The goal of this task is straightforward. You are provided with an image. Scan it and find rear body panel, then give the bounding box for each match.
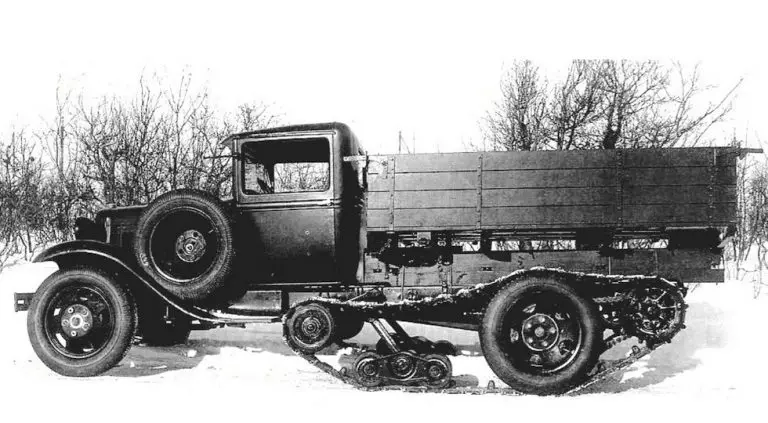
[366,148,737,233]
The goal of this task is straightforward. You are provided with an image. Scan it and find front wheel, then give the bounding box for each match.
[479,276,602,395]
[27,268,137,377]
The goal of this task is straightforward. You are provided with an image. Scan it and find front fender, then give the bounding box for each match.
[34,240,135,266]
[32,240,227,323]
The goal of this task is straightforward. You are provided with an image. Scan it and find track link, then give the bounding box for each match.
[282,267,686,395]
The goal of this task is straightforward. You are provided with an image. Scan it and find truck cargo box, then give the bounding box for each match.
[366,147,738,233]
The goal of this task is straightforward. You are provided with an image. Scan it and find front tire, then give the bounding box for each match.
[480,276,602,395]
[27,268,137,377]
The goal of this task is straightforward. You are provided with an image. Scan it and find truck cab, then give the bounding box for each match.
[225,122,367,287]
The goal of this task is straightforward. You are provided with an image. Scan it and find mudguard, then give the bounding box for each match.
[30,240,238,324]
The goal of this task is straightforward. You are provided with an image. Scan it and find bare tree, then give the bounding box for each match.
[547,60,603,150]
[482,61,548,151]
[482,60,740,151]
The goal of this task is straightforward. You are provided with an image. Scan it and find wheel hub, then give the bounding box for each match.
[301,317,322,339]
[288,305,335,353]
[60,304,94,338]
[175,229,207,263]
[428,362,446,379]
[360,360,379,377]
[389,353,417,379]
[521,313,559,351]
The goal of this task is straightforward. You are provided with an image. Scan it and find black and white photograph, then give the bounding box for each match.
[1,1,766,421]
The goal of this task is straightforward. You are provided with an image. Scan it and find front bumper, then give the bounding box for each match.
[14,292,33,312]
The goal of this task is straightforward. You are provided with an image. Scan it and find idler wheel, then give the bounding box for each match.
[424,354,452,389]
[285,303,337,354]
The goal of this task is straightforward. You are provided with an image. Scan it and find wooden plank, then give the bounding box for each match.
[623,147,739,169]
[367,191,390,209]
[482,187,616,207]
[482,205,617,227]
[393,190,476,209]
[622,203,735,225]
[483,168,616,189]
[394,208,476,228]
[394,172,476,191]
[367,175,393,192]
[367,209,391,229]
[624,166,736,186]
[623,148,714,168]
[624,185,737,205]
[483,150,617,170]
[393,153,478,173]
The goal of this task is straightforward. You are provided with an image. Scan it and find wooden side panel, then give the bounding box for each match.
[623,185,736,205]
[367,191,390,210]
[624,166,735,187]
[394,190,476,209]
[483,150,616,170]
[482,205,617,227]
[394,172,476,191]
[623,204,733,225]
[394,208,476,229]
[367,209,391,230]
[624,148,715,168]
[483,168,616,189]
[365,147,739,232]
[394,153,478,173]
[483,187,615,207]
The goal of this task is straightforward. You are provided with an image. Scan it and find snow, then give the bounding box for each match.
[2,261,767,422]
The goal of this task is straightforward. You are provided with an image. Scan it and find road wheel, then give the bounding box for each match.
[480,276,602,395]
[134,189,235,302]
[27,268,136,377]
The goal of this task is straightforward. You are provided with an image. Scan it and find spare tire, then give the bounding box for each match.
[134,189,235,302]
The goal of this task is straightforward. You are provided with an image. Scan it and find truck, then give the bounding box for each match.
[14,122,752,395]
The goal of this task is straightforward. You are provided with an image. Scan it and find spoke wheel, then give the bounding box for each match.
[631,282,686,343]
[27,268,136,377]
[480,276,602,395]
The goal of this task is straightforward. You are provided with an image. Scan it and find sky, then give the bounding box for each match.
[1,0,766,154]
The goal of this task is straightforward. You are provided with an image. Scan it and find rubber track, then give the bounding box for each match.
[283,267,681,396]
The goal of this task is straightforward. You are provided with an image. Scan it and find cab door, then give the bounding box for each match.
[235,134,338,285]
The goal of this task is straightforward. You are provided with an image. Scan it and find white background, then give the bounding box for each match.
[1,1,767,422]
[1,0,766,153]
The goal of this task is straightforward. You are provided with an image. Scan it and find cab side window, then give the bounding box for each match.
[242,137,331,195]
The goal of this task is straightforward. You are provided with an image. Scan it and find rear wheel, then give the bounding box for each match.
[27,268,136,377]
[480,276,602,395]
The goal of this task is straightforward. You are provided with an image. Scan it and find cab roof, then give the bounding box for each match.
[220,122,354,148]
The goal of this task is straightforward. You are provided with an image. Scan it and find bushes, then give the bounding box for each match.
[0,74,278,265]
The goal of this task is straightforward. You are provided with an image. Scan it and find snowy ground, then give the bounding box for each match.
[2,261,767,422]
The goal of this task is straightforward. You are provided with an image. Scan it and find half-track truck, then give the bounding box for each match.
[14,122,754,394]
